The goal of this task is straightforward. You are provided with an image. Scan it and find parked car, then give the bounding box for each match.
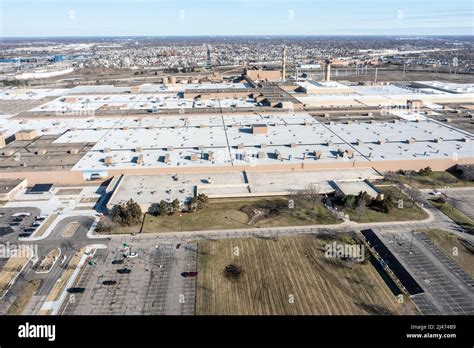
[9,222,21,226]
[181,271,198,278]
[111,259,124,265]
[19,233,32,238]
[117,268,131,274]
[67,287,85,294]
[23,227,36,233]
[35,215,47,221]
[102,280,117,286]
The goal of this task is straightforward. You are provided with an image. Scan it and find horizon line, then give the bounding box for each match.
[2,34,473,39]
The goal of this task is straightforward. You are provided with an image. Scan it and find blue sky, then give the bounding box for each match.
[1,0,473,37]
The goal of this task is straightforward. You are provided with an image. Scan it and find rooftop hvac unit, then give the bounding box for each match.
[290,143,297,148]
[315,150,323,159]
[69,148,79,155]
[103,148,111,153]
[135,147,143,153]
[104,156,113,165]
[36,149,47,155]
[407,138,416,144]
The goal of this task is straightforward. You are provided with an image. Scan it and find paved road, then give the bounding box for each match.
[9,214,108,315]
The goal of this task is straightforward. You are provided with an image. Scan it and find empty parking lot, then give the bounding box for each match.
[61,238,197,315]
[377,230,474,315]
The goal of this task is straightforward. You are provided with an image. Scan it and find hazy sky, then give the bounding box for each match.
[1,0,473,37]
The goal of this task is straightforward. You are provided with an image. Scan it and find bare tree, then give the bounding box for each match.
[355,198,367,222]
[384,171,397,183]
[303,183,322,210]
[406,187,421,208]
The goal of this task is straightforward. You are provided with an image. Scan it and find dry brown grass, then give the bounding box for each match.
[33,214,58,238]
[197,234,412,315]
[6,279,42,315]
[56,188,82,196]
[0,247,32,293]
[61,222,80,237]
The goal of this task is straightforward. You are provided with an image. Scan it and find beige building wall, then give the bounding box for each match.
[0,157,472,185]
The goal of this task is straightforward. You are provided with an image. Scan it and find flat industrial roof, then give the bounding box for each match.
[0,179,26,194]
[109,168,383,206]
[2,112,471,172]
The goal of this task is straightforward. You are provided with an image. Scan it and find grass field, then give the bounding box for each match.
[142,197,341,233]
[384,171,474,189]
[419,229,474,278]
[6,279,42,315]
[346,187,428,223]
[429,200,474,234]
[196,234,416,315]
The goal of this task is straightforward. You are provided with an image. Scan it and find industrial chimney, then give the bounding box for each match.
[324,59,332,82]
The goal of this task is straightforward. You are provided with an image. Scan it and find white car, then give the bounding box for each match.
[430,191,442,196]
[127,252,139,258]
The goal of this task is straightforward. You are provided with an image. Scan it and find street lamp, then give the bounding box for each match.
[408,230,414,255]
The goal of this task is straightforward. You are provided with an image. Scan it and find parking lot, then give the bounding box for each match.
[0,207,41,242]
[446,189,474,221]
[61,238,197,315]
[378,230,474,315]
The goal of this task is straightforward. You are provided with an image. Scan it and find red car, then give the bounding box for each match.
[181,271,198,278]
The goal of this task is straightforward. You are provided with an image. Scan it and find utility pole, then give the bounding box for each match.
[374,67,378,84]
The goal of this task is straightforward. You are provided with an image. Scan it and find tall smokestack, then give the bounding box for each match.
[282,47,287,82]
[324,59,332,82]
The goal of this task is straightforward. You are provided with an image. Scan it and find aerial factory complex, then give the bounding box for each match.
[0,36,473,318]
